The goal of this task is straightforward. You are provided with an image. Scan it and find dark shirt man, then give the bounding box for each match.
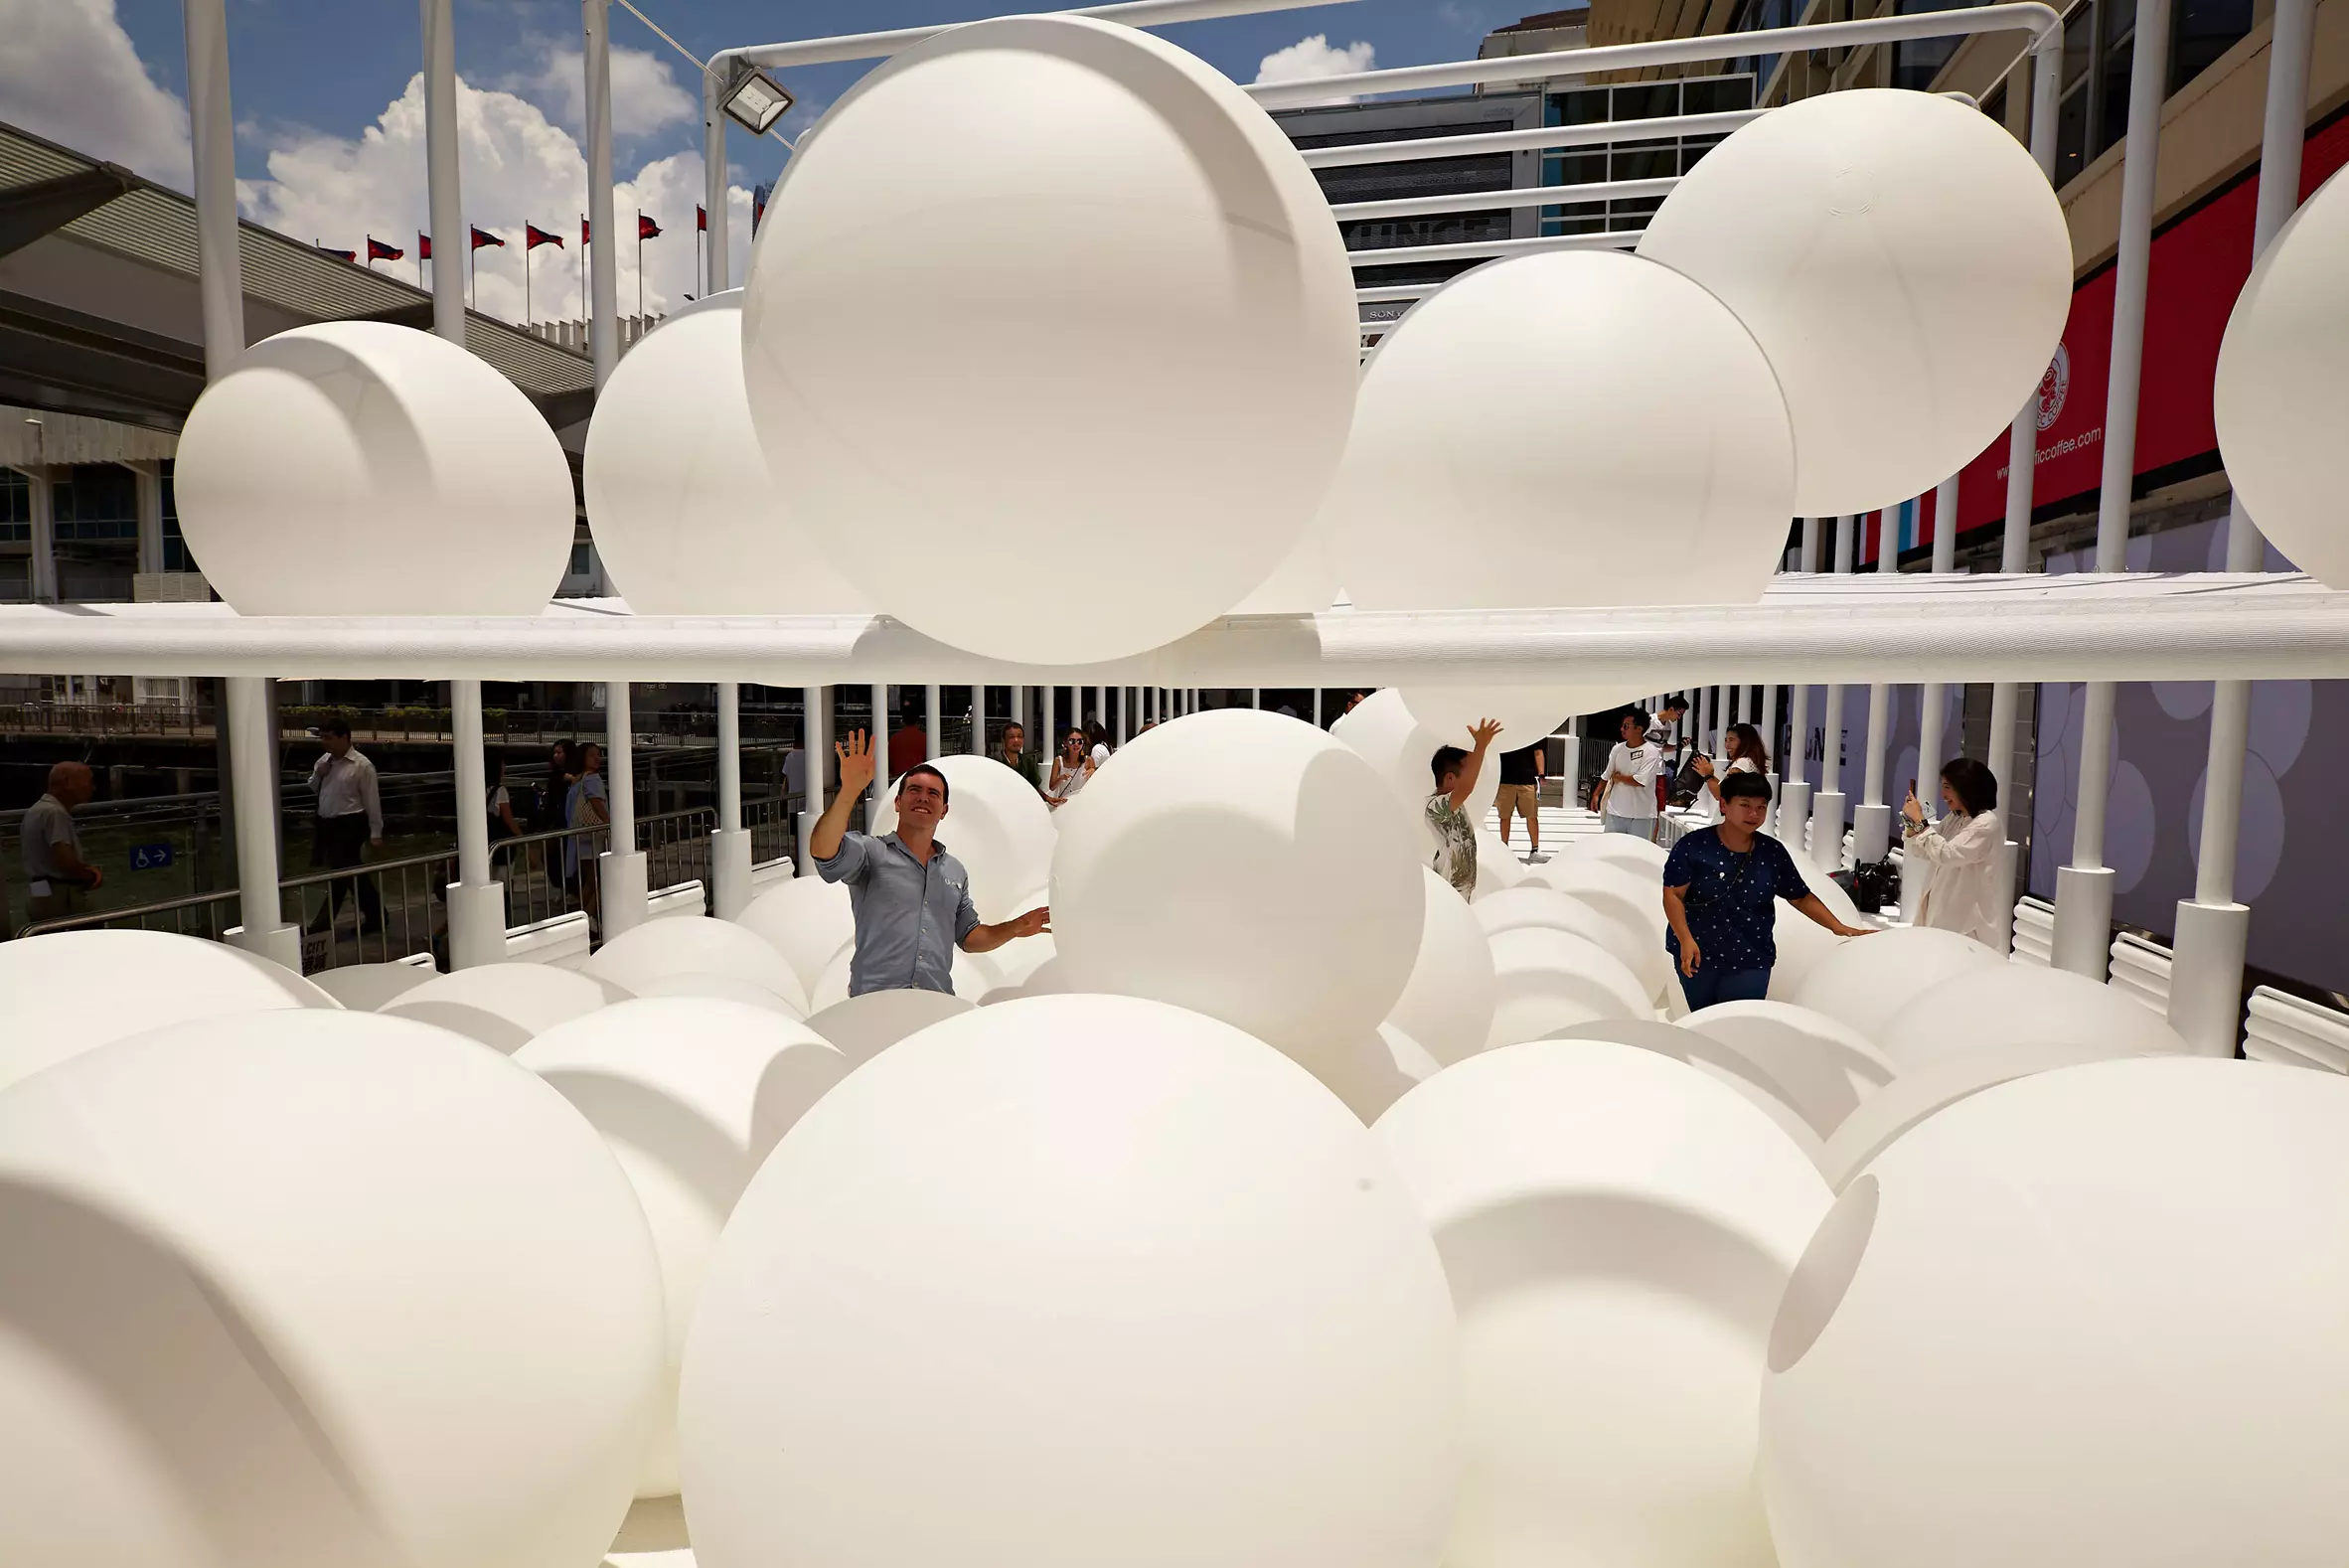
[1494,742,1546,859]
[1662,771,1869,1011]
[995,720,1041,794]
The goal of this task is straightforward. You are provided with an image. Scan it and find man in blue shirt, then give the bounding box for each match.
[1661,770,1872,1011]
[812,730,1050,998]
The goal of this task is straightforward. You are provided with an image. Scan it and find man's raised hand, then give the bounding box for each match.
[836,728,877,798]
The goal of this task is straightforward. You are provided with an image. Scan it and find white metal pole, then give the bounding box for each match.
[2169,0,2313,1050]
[1761,680,1782,817]
[1854,508,1900,863]
[1810,515,1854,870]
[710,681,752,918]
[601,680,648,935]
[1908,473,1962,918]
[796,685,825,874]
[2053,0,2172,981]
[1040,684,1055,758]
[703,66,728,293]
[584,0,619,389]
[187,0,297,970]
[421,0,464,345]
[869,683,890,823]
[970,686,987,755]
[925,682,942,761]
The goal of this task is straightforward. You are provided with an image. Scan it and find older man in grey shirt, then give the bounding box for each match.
[20,760,102,926]
[812,731,1048,998]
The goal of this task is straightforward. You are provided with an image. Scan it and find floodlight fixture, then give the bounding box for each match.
[722,64,794,135]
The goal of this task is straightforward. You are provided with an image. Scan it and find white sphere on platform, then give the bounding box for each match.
[1638,87,2073,515]
[583,915,809,1015]
[1680,999,1898,1140]
[583,290,873,614]
[1486,925,1649,1047]
[977,929,1058,995]
[1318,1022,1444,1125]
[1330,249,1794,613]
[309,961,434,1012]
[630,970,807,1018]
[678,994,1463,1568]
[2213,163,2349,588]
[1331,689,1499,833]
[172,320,573,614]
[806,945,997,1012]
[382,960,623,1052]
[1398,689,1616,756]
[1388,867,1499,1065]
[0,1010,664,1568]
[1524,860,1673,1003]
[1791,925,1999,1044]
[1543,1016,1828,1171]
[1476,883,1635,957]
[1552,833,1669,879]
[1375,1038,1832,1568]
[1472,828,1531,897]
[1052,709,1423,1058]
[736,876,858,997]
[0,929,331,1092]
[1769,901,1850,1000]
[516,998,849,1497]
[803,987,976,1067]
[741,14,1357,663]
[871,754,1057,922]
[1761,1058,2349,1568]
[1877,960,2191,1072]
[1228,513,1339,615]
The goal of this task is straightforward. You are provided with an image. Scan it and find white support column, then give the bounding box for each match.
[1907,474,1962,919]
[421,0,464,345]
[600,679,649,937]
[925,682,942,760]
[1041,684,1055,756]
[1809,515,1854,870]
[969,686,987,755]
[870,684,891,821]
[444,681,507,966]
[1251,688,1261,710]
[1853,509,1901,864]
[2170,0,2311,1050]
[1782,683,1810,847]
[130,460,165,576]
[584,0,619,389]
[703,68,728,295]
[2054,0,2174,982]
[710,682,752,918]
[223,677,298,967]
[24,466,56,603]
[796,685,826,874]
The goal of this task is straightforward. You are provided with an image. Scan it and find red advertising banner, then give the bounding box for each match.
[1907,109,2349,553]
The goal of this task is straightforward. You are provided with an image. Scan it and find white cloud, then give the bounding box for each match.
[1253,34,1377,101]
[508,44,697,141]
[237,74,756,329]
[0,0,192,189]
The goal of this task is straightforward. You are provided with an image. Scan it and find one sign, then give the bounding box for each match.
[130,843,175,870]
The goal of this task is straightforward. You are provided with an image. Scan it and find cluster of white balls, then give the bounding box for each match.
[8,699,2347,1568]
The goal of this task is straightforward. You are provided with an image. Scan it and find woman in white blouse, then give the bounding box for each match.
[1042,727,1093,811]
[1903,756,2003,947]
[1689,722,1768,824]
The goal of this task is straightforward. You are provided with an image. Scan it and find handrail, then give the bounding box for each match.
[1330,175,1680,223]
[721,0,1353,71]
[1246,4,2065,108]
[1300,109,1767,170]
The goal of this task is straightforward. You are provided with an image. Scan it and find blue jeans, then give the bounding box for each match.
[1677,964,1771,1012]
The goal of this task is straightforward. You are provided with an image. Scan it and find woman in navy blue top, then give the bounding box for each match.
[1661,770,1873,1011]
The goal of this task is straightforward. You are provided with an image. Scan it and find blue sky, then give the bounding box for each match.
[1,0,1514,324]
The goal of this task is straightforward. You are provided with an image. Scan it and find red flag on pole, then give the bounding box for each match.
[317,243,358,261]
[581,217,590,245]
[696,205,706,233]
[367,235,403,262]
[418,233,432,259]
[470,225,505,250]
[526,223,563,250]
[637,213,663,239]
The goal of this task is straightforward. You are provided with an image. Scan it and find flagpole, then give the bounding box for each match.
[524,238,531,327]
[636,208,644,319]
[579,214,586,328]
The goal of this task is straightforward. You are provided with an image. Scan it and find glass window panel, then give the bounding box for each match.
[1681,135,1726,173]
[1546,151,1608,187]
[2056,80,2089,184]
[2104,0,2133,48]
[1540,201,1608,236]
[1612,145,1678,181]
[1681,76,1757,114]
[1550,88,1611,125]
[2063,2,2093,86]
[2171,0,2252,90]
[1609,196,1665,225]
[2099,33,2132,156]
[1612,83,1678,123]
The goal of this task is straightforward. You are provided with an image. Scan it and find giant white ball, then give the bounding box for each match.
[582,915,809,1015]
[677,994,1463,1568]
[1761,1058,2349,1568]
[0,1010,664,1568]
[0,929,330,1091]
[382,960,623,1052]
[172,321,573,614]
[736,876,858,998]
[1876,959,2191,1071]
[308,960,433,1012]
[1329,249,1795,613]
[1679,999,1898,1140]
[1399,688,1625,756]
[1524,859,1674,1004]
[802,987,976,1066]
[1388,866,1499,1065]
[583,291,873,614]
[1791,924,1999,1044]
[1375,1038,1832,1568]
[870,753,1058,922]
[741,14,1358,662]
[1638,88,2073,515]
[2212,163,2349,588]
[515,998,850,1497]
[1051,708,1424,1058]
[1486,925,1650,1047]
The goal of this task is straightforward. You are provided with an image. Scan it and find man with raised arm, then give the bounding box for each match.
[812,729,1050,998]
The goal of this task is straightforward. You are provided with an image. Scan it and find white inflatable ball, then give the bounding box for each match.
[1052,709,1423,1059]
[1478,883,1657,998]
[1331,689,1498,838]
[1524,860,1673,1004]
[803,987,976,1067]
[583,915,809,1015]
[1399,688,1622,757]
[383,960,623,1052]
[1387,866,1498,1066]
[736,875,858,998]
[1552,832,1669,879]
[1486,925,1649,1048]
[870,753,1058,923]
[309,961,434,1012]
[172,321,573,614]
[0,929,331,1091]
[977,929,1057,994]
[678,994,1462,1568]
[1544,1016,1829,1172]
[1762,1058,2349,1568]
[584,290,872,614]
[1472,828,1532,898]
[630,971,806,1018]
[2213,163,2349,588]
[1680,1000,1899,1140]
[516,998,850,1497]
[1792,924,1999,1044]
[1818,1034,2172,1192]
[1878,960,2191,1072]
[1376,1038,1832,1568]
[1318,1022,1444,1125]
[742,14,1356,664]
[1227,512,1338,614]
[1329,249,1794,614]
[1639,88,2072,515]
[1769,900,1850,1001]
[806,943,997,1012]
[0,1010,663,1568]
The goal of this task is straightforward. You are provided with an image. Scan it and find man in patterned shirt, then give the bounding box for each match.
[1424,718,1503,901]
[1661,770,1872,1009]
